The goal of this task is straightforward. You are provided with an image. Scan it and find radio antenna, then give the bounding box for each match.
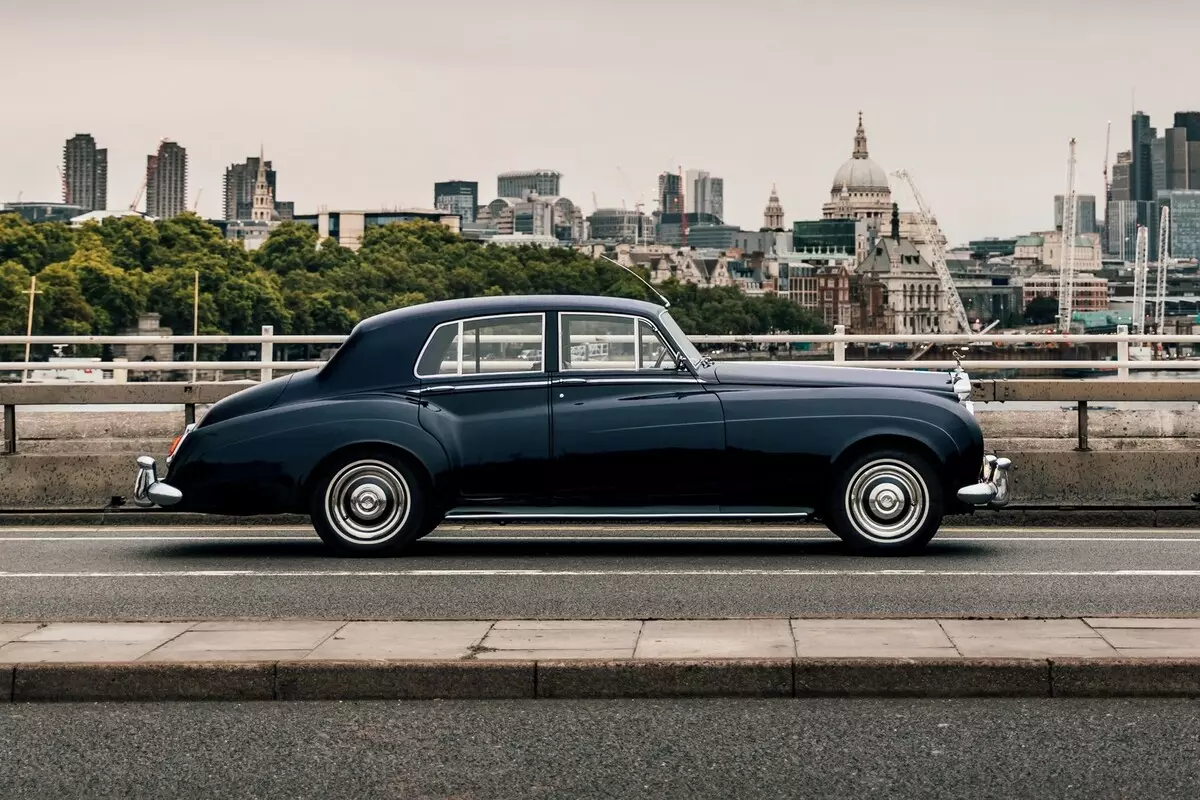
[597,253,670,308]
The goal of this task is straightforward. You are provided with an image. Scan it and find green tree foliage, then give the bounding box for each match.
[0,214,828,347]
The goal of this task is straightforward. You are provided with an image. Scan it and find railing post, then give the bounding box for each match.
[1076,400,1089,452]
[834,325,846,363]
[185,403,196,426]
[260,325,273,383]
[1116,324,1129,380]
[3,404,15,455]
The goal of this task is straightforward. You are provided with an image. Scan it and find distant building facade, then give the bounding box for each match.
[63,134,107,212]
[1158,190,1200,260]
[223,155,293,221]
[1055,194,1097,235]
[291,209,461,250]
[685,169,724,220]
[434,180,478,223]
[145,140,187,219]
[497,170,561,200]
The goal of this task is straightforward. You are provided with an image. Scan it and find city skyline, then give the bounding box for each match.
[1,0,1194,243]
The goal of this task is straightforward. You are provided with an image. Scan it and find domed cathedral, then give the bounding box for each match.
[822,112,893,225]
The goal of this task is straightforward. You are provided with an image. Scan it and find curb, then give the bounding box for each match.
[8,658,1200,702]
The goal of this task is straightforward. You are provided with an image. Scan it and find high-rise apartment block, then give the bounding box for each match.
[434,180,478,223]
[145,140,188,219]
[224,156,276,221]
[497,170,561,200]
[62,134,107,212]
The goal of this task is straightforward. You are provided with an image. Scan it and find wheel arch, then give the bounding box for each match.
[303,440,440,509]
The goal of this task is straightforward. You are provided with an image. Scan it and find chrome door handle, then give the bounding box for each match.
[557,378,588,385]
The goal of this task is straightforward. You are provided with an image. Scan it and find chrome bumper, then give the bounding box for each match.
[133,456,182,508]
[956,455,1012,510]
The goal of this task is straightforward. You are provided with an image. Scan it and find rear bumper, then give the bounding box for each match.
[956,455,1012,510]
[133,456,182,508]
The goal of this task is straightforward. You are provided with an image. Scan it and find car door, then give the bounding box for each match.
[550,311,725,507]
[414,312,552,504]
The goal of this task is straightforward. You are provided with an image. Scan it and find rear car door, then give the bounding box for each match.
[550,311,725,506]
[414,312,552,504]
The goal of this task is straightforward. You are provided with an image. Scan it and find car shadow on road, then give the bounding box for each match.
[149,537,992,561]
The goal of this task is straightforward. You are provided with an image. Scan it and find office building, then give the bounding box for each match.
[1158,190,1200,261]
[62,134,107,212]
[658,172,683,215]
[291,209,461,251]
[497,170,561,200]
[434,180,478,224]
[1055,194,1098,235]
[685,169,724,220]
[145,140,188,219]
[1131,112,1156,203]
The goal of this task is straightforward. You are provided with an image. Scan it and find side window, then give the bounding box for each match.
[638,319,678,370]
[560,314,637,371]
[415,314,543,377]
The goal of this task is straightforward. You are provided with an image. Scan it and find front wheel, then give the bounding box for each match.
[825,449,943,556]
[310,451,430,557]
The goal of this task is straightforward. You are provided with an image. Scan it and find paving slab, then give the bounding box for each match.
[635,620,794,659]
[792,619,958,659]
[0,641,164,663]
[1095,628,1200,656]
[305,621,493,661]
[17,622,193,644]
[942,619,1118,659]
[141,623,341,661]
[1085,618,1200,629]
[481,621,640,656]
[0,624,40,645]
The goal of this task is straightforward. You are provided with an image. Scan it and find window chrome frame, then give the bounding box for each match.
[413,312,547,380]
[558,311,690,377]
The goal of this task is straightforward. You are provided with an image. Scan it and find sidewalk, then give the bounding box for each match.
[5,618,1200,702]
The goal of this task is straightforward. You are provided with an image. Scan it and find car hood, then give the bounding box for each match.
[712,362,956,395]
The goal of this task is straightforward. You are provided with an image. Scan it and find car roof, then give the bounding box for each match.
[356,294,668,335]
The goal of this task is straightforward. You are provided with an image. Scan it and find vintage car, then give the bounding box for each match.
[133,294,1011,556]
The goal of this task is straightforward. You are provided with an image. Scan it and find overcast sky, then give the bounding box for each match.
[0,0,1194,244]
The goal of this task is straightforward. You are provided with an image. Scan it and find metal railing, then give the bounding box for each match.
[4,324,1200,383]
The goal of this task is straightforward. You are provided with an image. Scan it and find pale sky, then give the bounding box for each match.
[1,0,1194,244]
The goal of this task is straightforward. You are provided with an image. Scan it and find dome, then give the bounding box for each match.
[830,112,891,193]
[831,157,890,193]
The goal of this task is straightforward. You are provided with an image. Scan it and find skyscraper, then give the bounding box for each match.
[657,172,683,215]
[62,134,107,212]
[1131,111,1156,204]
[145,140,187,219]
[685,169,724,221]
[224,155,276,221]
[434,180,478,223]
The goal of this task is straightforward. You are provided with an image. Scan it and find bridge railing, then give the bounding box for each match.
[4,324,1200,383]
[0,378,1193,456]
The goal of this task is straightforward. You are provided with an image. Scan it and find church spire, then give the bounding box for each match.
[852,111,869,159]
[251,146,274,223]
[763,183,784,230]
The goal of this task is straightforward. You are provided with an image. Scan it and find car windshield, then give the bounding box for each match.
[656,310,704,367]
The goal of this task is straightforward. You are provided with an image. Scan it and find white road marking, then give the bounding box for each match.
[4,569,1200,578]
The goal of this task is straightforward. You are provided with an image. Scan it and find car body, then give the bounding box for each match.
[134,294,1012,555]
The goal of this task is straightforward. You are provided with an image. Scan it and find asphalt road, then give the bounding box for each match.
[4,698,1200,799]
[4,523,1200,620]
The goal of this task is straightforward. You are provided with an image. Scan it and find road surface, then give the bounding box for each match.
[3,523,1200,620]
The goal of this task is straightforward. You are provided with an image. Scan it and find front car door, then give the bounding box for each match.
[550,311,725,507]
[414,312,552,505]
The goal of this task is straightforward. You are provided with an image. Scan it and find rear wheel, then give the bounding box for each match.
[825,449,943,555]
[310,450,430,557]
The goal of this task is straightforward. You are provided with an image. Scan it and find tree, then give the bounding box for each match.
[1024,296,1057,326]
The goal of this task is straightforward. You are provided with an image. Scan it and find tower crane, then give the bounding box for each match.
[1131,225,1149,337]
[57,165,71,205]
[889,170,970,333]
[1155,205,1171,334]
[1056,139,1079,334]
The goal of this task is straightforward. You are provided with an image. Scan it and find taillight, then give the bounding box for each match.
[168,434,183,458]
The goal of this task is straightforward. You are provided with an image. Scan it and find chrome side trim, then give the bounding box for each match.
[444,510,812,521]
[553,377,702,386]
[410,379,550,394]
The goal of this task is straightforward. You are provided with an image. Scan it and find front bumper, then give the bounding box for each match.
[133,456,182,508]
[956,455,1012,510]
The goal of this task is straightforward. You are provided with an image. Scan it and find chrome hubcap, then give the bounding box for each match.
[324,460,410,543]
[845,459,929,543]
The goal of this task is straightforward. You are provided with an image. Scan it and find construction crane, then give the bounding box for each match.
[1102,121,1112,202]
[56,165,71,205]
[1056,139,1079,334]
[889,170,971,333]
[131,137,170,212]
[1131,225,1149,337]
[679,165,688,249]
[1155,205,1171,334]
[192,187,203,214]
